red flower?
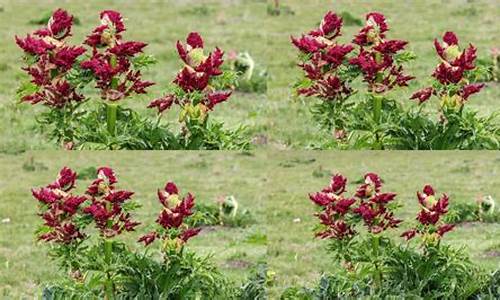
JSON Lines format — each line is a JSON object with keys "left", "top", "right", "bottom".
{"left": 415, "top": 32, "right": 483, "bottom": 108}
{"left": 291, "top": 35, "right": 326, "bottom": 54}
{"left": 32, "top": 187, "right": 62, "bottom": 204}
{"left": 180, "top": 227, "right": 202, "bottom": 242}
{"left": 35, "top": 9, "right": 73, "bottom": 40}
{"left": 186, "top": 32, "right": 204, "bottom": 48}
{"left": 323, "top": 173, "right": 348, "bottom": 195}
{"left": 311, "top": 172, "right": 400, "bottom": 239}
{"left": 150, "top": 32, "right": 231, "bottom": 114}
{"left": 371, "top": 192, "right": 397, "bottom": 204}
{"left": 206, "top": 91, "right": 232, "bottom": 109}
{"left": 172, "top": 193, "right": 195, "bottom": 216}
{"left": 97, "top": 167, "right": 117, "bottom": 184}
{"left": 410, "top": 87, "right": 434, "bottom": 104}
{"left": 81, "top": 10, "right": 154, "bottom": 102}
{"left": 316, "top": 220, "right": 356, "bottom": 240}
{"left": 373, "top": 40, "right": 408, "bottom": 54}
{"left": 402, "top": 185, "right": 455, "bottom": 243}
{"left": 292, "top": 12, "right": 355, "bottom": 102}
{"left": 83, "top": 167, "right": 140, "bottom": 238}
{"left": 350, "top": 12, "right": 413, "bottom": 93}
{"left": 309, "top": 192, "right": 334, "bottom": 207}
{"left": 460, "top": 83, "right": 485, "bottom": 100}
{"left": 401, "top": 229, "right": 417, "bottom": 241}
{"left": 61, "top": 196, "right": 87, "bottom": 215}
{"left": 148, "top": 95, "right": 176, "bottom": 113}
{"left": 32, "top": 167, "right": 87, "bottom": 244}
{"left": 100, "top": 10, "right": 125, "bottom": 33}
{"left": 437, "top": 224, "right": 455, "bottom": 237}
{"left": 141, "top": 181, "right": 200, "bottom": 248}
{"left": 104, "top": 190, "right": 134, "bottom": 203}
{"left": 157, "top": 181, "right": 179, "bottom": 207}
{"left": 333, "top": 198, "right": 356, "bottom": 215}
{"left": 138, "top": 231, "right": 159, "bottom": 246}
{"left": 353, "top": 12, "right": 388, "bottom": 46}
{"left": 309, "top": 11, "right": 343, "bottom": 38}
{"left": 109, "top": 41, "right": 147, "bottom": 56}
{"left": 15, "top": 35, "right": 55, "bottom": 55}
{"left": 47, "top": 167, "right": 77, "bottom": 191}
{"left": 323, "top": 45, "right": 354, "bottom": 67}
{"left": 15, "top": 9, "right": 85, "bottom": 108}
{"left": 174, "top": 67, "right": 210, "bottom": 92}
{"left": 52, "top": 46, "right": 86, "bottom": 71}
{"left": 355, "top": 173, "right": 382, "bottom": 198}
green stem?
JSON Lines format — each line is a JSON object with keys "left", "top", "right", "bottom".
{"left": 106, "top": 54, "right": 120, "bottom": 141}
{"left": 103, "top": 240, "right": 114, "bottom": 300}
{"left": 106, "top": 103, "right": 118, "bottom": 137}
{"left": 372, "top": 235, "right": 382, "bottom": 291}
{"left": 372, "top": 95, "right": 383, "bottom": 150}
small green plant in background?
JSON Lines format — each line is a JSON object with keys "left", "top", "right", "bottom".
{"left": 188, "top": 195, "right": 255, "bottom": 228}
{"left": 267, "top": 0, "right": 295, "bottom": 16}
{"left": 239, "top": 263, "right": 274, "bottom": 300}
{"left": 226, "top": 51, "right": 268, "bottom": 94}
{"left": 445, "top": 195, "right": 500, "bottom": 224}
{"left": 29, "top": 10, "right": 81, "bottom": 26}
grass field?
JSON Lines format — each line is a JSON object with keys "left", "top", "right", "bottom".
{"left": 0, "top": 0, "right": 498, "bottom": 152}
{"left": 1, "top": 151, "right": 500, "bottom": 297}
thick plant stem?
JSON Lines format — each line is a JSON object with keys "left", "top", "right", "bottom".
{"left": 372, "top": 235, "right": 383, "bottom": 291}
{"left": 106, "top": 54, "right": 119, "bottom": 138}
{"left": 106, "top": 103, "right": 118, "bottom": 137}
{"left": 372, "top": 95, "right": 383, "bottom": 150}
{"left": 103, "top": 240, "right": 114, "bottom": 300}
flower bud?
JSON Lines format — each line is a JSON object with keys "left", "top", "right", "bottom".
{"left": 187, "top": 48, "right": 207, "bottom": 67}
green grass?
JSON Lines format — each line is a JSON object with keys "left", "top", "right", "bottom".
{"left": 0, "top": 0, "right": 499, "bottom": 151}
{"left": 1, "top": 151, "right": 500, "bottom": 297}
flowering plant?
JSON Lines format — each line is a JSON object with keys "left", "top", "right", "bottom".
{"left": 15, "top": 9, "right": 249, "bottom": 150}
{"left": 411, "top": 32, "right": 483, "bottom": 110}
{"left": 401, "top": 185, "right": 455, "bottom": 245}
{"left": 291, "top": 11, "right": 357, "bottom": 135}
{"left": 292, "top": 11, "right": 415, "bottom": 149}
{"left": 148, "top": 32, "right": 248, "bottom": 149}
{"left": 292, "top": 11, "right": 499, "bottom": 150}
{"left": 309, "top": 172, "right": 401, "bottom": 288}
{"left": 305, "top": 173, "right": 491, "bottom": 298}
{"left": 15, "top": 9, "right": 88, "bottom": 147}
{"left": 138, "top": 181, "right": 201, "bottom": 250}
{"left": 81, "top": 10, "right": 155, "bottom": 136}
{"left": 33, "top": 167, "right": 234, "bottom": 298}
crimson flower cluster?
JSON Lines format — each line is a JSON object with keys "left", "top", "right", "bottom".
{"left": 309, "top": 172, "right": 401, "bottom": 240}
{"left": 148, "top": 32, "right": 232, "bottom": 114}
{"left": 139, "top": 182, "right": 201, "bottom": 247}
{"left": 349, "top": 12, "right": 414, "bottom": 93}
{"left": 15, "top": 9, "right": 86, "bottom": 107}
{"left": 401, "top": 185, "right": 455, "bottom": 242}
{"left": 291, "top": 11, "right": 354, "bottom": 101}
{"left": 411, "top": 32, "right": 484, "bottom": 108}
{"left": 83, "top": 167, "right": 140, "bottom": 238}
{"left": 32, "top": 167, "right": 86, "bottom": 244}
{"left": 80, "top": 10, "right": 154, "bottom": 101}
